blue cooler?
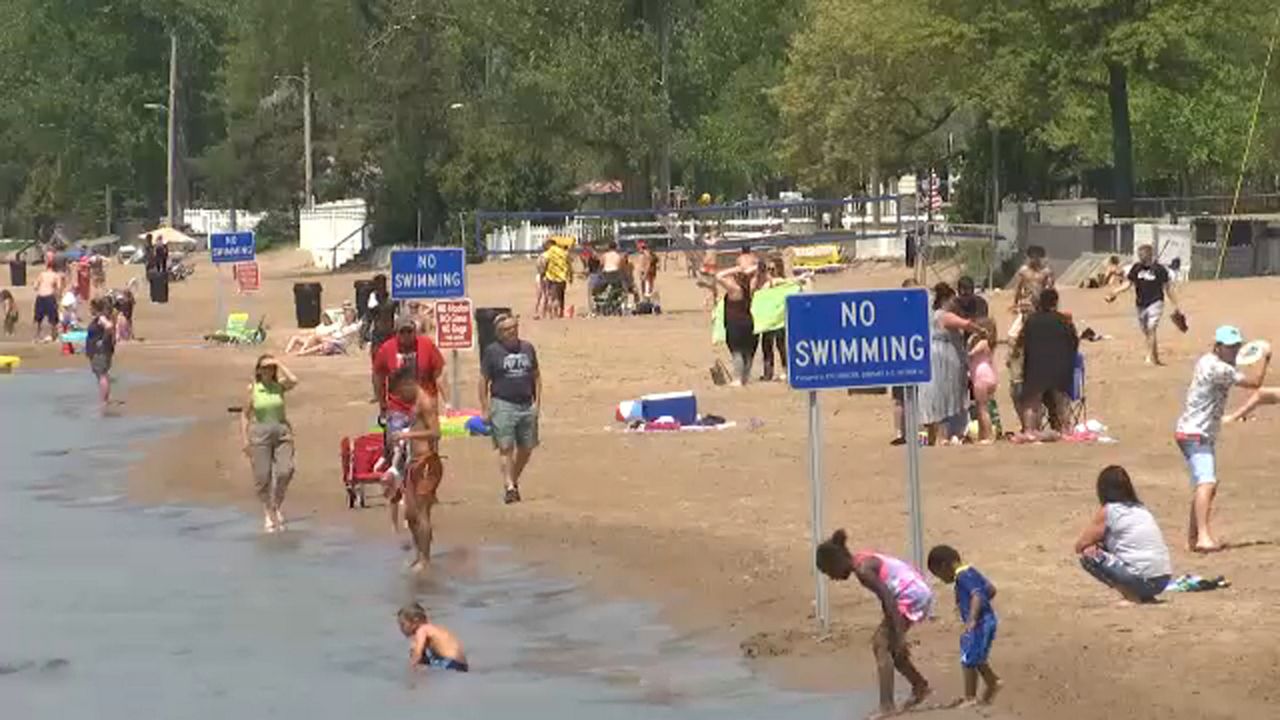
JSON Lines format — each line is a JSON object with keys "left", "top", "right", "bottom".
{"left": 640, "top": 391, "right": 698, "bottom": 425}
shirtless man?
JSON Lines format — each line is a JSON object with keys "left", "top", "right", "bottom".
{"left": 599, "top": 241, "right": 638, "bottom": 303}
{"left": 697, "top": 233, "right": 721, "bottom": 311}
{"left": 636, "top": 241, "right": 658, "bottom": 299}
{"left": 388, "top": 366, "right": 443, "bottom": 572}
{"left": 397, "top": 602, "right": 468, "bottom": 673}
{"left": 1008, "top": 245, "right": 1054, "bottom": 340}
{"left": 31, "top": 257, "right": 65, "bottom": 342}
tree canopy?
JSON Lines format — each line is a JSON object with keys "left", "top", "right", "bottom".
{"left": 1, "top": 0, "right": 1276, "bottom": 240}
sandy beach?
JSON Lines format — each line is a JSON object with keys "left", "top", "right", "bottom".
{"left": 6, "top": 249, "right": 1280, "bottom": 719}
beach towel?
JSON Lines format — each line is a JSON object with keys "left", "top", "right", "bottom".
{"left": 751, "top": 282, "right": 802, "bottom": 334}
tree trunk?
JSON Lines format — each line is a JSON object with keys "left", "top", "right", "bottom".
{"left": 1106, "top": 61, "right": 1135, "bottom": 217}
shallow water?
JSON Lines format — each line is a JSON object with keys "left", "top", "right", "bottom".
{"left": 1, "top": 372, "right": 860, "bottom": 718}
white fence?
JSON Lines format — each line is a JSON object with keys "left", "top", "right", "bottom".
{"left": 300, "top": 199, "right": 369, "bottom": 270}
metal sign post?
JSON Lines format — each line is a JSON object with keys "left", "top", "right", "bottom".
{"left": 903, "top": 386, "right": 925, "bottom": 569}
{"left": 786, "top": 288, "right": 933, "bottom": 631}
{"left": 807, "top": 390, "right": 829, "bottom": 628}
{"left": 210, "top": 231, "right": 256, "bottom": 333}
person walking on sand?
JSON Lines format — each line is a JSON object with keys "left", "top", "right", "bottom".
{"left": 479, "top": 314, "right": 541, "bottom": 505}
{"left": 1074, "top": 465, "right": 1172, "bottom": 603}
{"left": 1175, "top": 326, "right": 1265, "bottom": 552}
{"left": 542, "top": 240, "right": 572, "bottom": 318}
{"left": 240, "top": 355, "right": 298, "bottom": 533}
{"left": 1106, "top": 243, "right": 1180, "bottom": 366}
{"left": 816, "top": 530, "right": 933, "bottom": 718}
{"left": 85, "top": 297, "right": 117, "bottom": 406}
{"left": 926, "top": 545, "right": 1002, "bottom": 707}
{"left": 32, "top": 257, "right": 64, "bottom": 342}
{"left": 373, "top": 318, "right": 449, "bottom": 413}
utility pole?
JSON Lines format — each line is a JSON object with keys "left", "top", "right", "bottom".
{"left": 166, "top": 32, "right": 178, "bottom": 228}
{"left": 657, "top": 1, "right": 672, "bottom": 208}
{"left": 991, "top": 123, "right": 1000, "bottom": 289}
{"left": 303, "top": 63, "right": 314, "bottom": 209}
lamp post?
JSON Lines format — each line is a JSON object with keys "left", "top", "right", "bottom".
{"left": 274, "top": 65, "right": 314, "bottom": 209}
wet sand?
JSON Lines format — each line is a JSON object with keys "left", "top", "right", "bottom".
{"left": 6, "top": 249, "right": 1280, "bottom": 719}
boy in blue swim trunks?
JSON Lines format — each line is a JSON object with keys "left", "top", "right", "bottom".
{"left": 398, "top": 603, "right": 468, "bottom": 673}
{"left": 927, "top": 545, "right": 1002, "bottom": 707}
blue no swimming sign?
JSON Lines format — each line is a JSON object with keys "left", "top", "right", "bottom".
{"left": 210, "top": 231, "right": 256, "bottom": 264}
{"left": 786, "top": 289, "right": 932, "bottom": 390}
{"left": 390, "top": 248, "right": 467, "bottom": 300}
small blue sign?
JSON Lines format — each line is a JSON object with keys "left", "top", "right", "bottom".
{"left": 390, "top": 248, "right": 467, "bottom": 300}
{"left": 210, "top": 231, "right": 256, "bottom": 264}
{"left": 786, "top": 289, "right": 932, "bottom": 390}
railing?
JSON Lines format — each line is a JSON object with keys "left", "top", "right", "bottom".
{"left": 325, "top": 222, "right": 371, "bottom": 271}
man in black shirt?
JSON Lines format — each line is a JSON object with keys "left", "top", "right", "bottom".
{"left": 1107, "top": 244, "right": 1180, "bottom": 366}
{"left": 479, "top": 314, "right": 541, "bottom": 504}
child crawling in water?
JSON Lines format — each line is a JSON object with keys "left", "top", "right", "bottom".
{"left": 398, "top": 603, "right": 468, "bottom": 672}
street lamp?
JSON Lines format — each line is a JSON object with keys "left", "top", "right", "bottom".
{"left": 273, "top": 65, "right": 314, "bottom": 210}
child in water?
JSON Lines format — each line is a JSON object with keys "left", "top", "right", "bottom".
{"left": 927, "top": 545, "right": 1002, "bottom": 707}
{"left": 398, "top": 603, "right": 468, "bottom": 672}
{"left": 816, "top": 530, "right": 933, "bottom": 718}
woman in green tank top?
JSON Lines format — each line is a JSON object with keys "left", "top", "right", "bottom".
{"left": 240, "top": 355, "right": 299, "bottom": 532}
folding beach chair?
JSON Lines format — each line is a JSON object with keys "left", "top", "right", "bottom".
{"left": 204, "top": 313, "right": 267, "bottom": 345}
{"left": 1039, "top": 351, "right": 1086, "bottom": 431}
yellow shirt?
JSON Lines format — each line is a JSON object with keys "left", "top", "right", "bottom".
{"left": 543, "top": 246, "right": 570, "bottom": 283}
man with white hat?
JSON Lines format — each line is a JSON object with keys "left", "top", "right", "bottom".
{"left": 1174, "top": 325, "right": 1267, "bottom": 553}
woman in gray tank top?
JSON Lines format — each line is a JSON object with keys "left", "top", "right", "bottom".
{"left": 1074, "top": 465, "right": 1172, "bottom": 602}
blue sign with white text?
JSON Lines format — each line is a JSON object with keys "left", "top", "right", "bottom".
{"left": 210, "top": 231, "right": 256, "bottom": 264}
{"left": 786, "top": 289, "right": 932, "bottom": 390}
{"left": 390, "top": 248, "right": 467, "bottom": 300}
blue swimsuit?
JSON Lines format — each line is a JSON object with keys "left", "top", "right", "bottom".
{"left": 422, "top": 648, "right": 469, "bottom": 673}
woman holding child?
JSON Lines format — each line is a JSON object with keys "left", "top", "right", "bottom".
{"left": 918, "top": 283, "right": 982, "bottom": 445}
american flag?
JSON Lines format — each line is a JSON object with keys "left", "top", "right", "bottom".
{"left": 917, "top": 171, "right": 943, "bottom": 214}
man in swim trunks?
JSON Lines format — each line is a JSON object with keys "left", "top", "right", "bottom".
{"left": 32, "top": 257, "right": 64, "bottom": 342}
{"left": 1008, "top": 245, "right": 1053, "bottom": 339}
{"left": 817, "top": 529, "right": 933, "bottom": 718}
{"left": 636, "top": 240, "right": 659, "bottom": 299}
{"left": 398, "top": 602, "right": 468, "bottom": 673}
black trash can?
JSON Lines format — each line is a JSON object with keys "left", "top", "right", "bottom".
{"left": 9, "top": 259, "right": 26, "bottom": 287}
{"left": 474, "top": 306, "right": 512, "bottom": 357}
{"left": 147, "top": 269, "right": 169, "bottom": 304}
{"left": 293, "top": 282, "right": 323, "bottom": 329}
{"left": 353, "top": 279, "right": 374, "bottom": 321}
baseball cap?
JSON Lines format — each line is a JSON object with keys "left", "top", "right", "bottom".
{"left": 397, "top": 317, "right": 417, "bottom": 331}
{"left": 1214, "top": 325, "right": 1244, "bottom": 346}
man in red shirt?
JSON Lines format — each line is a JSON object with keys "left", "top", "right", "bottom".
{"left": 373, "top": 319, "right": 450, "bottom": 412}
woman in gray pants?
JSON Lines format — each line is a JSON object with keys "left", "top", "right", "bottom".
{"left": 240, "top": 355, "right": 299, "bottom": 532}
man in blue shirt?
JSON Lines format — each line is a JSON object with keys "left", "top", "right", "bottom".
{"left": 928, "top": 544, "right": 1002, "bottom": 707}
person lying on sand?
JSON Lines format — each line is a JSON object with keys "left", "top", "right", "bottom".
{"left": 817, "top": 530, "right": 932, "bottom": 718}
{"left": 398, "top": 603, "right": 468, "bottom": 673}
